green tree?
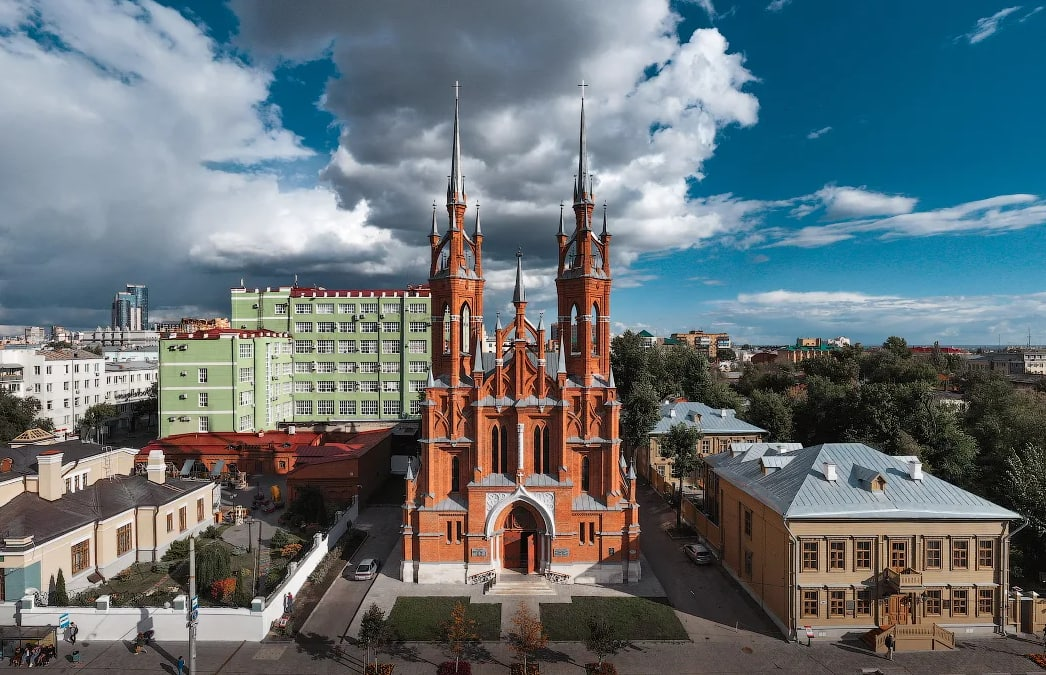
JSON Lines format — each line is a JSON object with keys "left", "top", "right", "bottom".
{"left": 507, "top": 602, "right": 548, "bottom": 673}
{"left": 196, "top": 541, "right": 232, "bottom": 589}
{"left": 658, "top": 422, "right": 703, "bottom": 528}
{"left": 716, "top": 347, "right": 737, "bottom": 362}
{"left": 610, "top": 330, "right": 647, "bottom": 403}
{"left": 0, "top": 391, "right": 53, "bottom": 444}
{"left": 78, "top": 403, "right": 120, "bottom": 438}
{"left": 620, "top": 376, "right": 660, "bottom": 460}
{"left": 439, "top": 600, "right": 479, "bottom": 672}
{"left": 881, "top": 336, "right": 911, "bottom": 359}
{"left": 288, "top": 485, "right": 329, "bottom": 527}
{"left": 358, "top": 603, "right": 394, "bottom": 671}
{"left": 54, "top": 568, "right": 69, "bottom": 605}
{"left": 584, "top": 615, "right": 626, "bottom": 667}
{"left": 742, "top": 390, "right": 794, "bottom": 442}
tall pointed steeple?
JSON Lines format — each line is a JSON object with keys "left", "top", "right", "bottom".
{"left": 558, "top": 202, "right": 566, "bottom": 235}
{"left": 473, "top": 202, "right": 482, "bottom": 237}
{"left": 513, "top": 250, "right": 526, "bottom": 304}
{"left": 601, "top": 202, "right": 608, "bottom": 237}
{"left": 574, "top": 81, "right": 589, "bottom": 205}
{"left": 430, "top": 202, "right": 439, "bottom": 236}
{"left": 447, "top": 81, "right": 464, "bottom": 207}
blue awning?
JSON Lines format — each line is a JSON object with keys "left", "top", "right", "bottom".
{"left": 210, "top": 459, "right": 225, "bottom": 477}
{"left": 179, "top": 459, "right": 194, "bottom": 476}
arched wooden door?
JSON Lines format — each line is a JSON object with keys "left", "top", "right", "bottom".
{"left": 501, "top": 503, "right": 540, "bottom": 573}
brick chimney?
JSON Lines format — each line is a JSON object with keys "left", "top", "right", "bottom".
{"left": 37, "top": 450, "right": 64, "bottom": 501}
{"left": 147, "top": 449, "right": 166, "bottom": 484}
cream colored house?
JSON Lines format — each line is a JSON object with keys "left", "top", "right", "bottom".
{"left": 0, "top": 440, "right": 218, "bottom": 602}
{"left": 637, "top": 401, "right": 766, "bottom": 497}
{"left": 696, "top": 443, "right": 1022, "bottom": 648}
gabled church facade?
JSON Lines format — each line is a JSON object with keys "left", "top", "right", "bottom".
{"left": 400, "top": 87, "right": 640, "bottom": 585}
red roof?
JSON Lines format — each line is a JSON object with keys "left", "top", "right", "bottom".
{"left": 288, "top": 286, "right": 430, "bottom": 298}
{"left": 287, "top": 429, "right": 390, "bottom": 470}
{"left": 161, "top": 328, "right": 289, "bottom": 340}
{"left": 140, "top": 430, "right": 323, "bottom": 456}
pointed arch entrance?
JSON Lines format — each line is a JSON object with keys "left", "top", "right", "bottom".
{"left": 484, "top": 490, "right": 556, "bottom": 575}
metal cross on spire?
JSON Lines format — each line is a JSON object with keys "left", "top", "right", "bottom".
{"left": 453, "top": 80, "right": 461, "bottom": 99}
{"left": 578, "top": 79, "right": 588, "bottom": 100}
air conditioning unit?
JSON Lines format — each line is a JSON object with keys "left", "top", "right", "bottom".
{"left": 178, "top": 394, "right": 188, "bottom": 400}
{"left": 179, "top": 371, "right": 188, "bottom": 376}
{"left": 179, "top": 416, "right": 191, "bottom": 422}
{"left": 178, "top": 345, "right": 188, "bottom": 351}
{"left": 271, "top": 376, "right": 279, "bottom": 381}
{"left": 167, "top": 345, "right": 176, "bottom": 351}
{"left": 168, "top": 417, "right": 176, "bottom": 422}
{"left": 252, "top": 303, "right": 259, "bottom": 309}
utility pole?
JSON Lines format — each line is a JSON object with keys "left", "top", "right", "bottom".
{"left": 255, "top": 521, "right": 262, "bottom": 596}
{"left": 188, "top": 536, "right": 198, "bottom": 674}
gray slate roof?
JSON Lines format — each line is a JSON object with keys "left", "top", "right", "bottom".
{"left": 0, "top": 440, "right": 111, "bottom": 479}
{"left": 0, "top": 475, "right": 214, "bottom": 546}
{"left": 707, "top": 442, "right": 1020, "bottom": 521}
{"left": 652, "top": 402, "right": 767, "bottom": 436}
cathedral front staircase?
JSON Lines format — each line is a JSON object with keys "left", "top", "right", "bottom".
{"left": 487, "top": 570, "right": 557, "bottom": 596}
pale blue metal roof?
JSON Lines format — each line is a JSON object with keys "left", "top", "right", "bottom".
{"left": 707, "top": 442, "right": 1021, "bottom": 521}
{"left": 651, "top": 401, "right": 767, "bottom": 436}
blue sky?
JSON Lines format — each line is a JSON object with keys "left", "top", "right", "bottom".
{"left": 0, "top": 1, "right": 1043, "bottom": 345}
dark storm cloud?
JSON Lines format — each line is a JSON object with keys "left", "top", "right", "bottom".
{"left": 0, "top": 0, "right": 759, "bottom": 332}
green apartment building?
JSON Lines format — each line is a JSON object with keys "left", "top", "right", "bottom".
{"left": 232, "top": 284, "right": 431, "bottom": 420}
{"left": 158, "top": 329, "right": 294, "bottom": 438}
{"left": 158, "top": 285, "right": 431, "bottom": 437}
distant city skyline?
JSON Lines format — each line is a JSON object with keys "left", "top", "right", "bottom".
{"left": 0, "top": 1, "right": 1044, "bottom": 345}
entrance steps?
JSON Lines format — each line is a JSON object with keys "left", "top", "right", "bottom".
{"left": 488, "top": 571, "right": 557, "bottom": 596}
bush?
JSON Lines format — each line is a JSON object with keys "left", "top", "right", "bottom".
{"left": 202, "top": 525, "right": 220, "bottom": 539}
{"left": 162, "top": 538, "right": 190, "bottom": 562}
{"left": 70, "top": 589, "right": 102, "bottom": 607}
{"left": 270, "top": 528, "right": 290, "bottom": 549}
{"left": 54, "top": 568, "right": 69, "bottom": 606}
{"left": 585, "top": 664, "right": 618, "bottom": 675}
{"left": 281, "top": 543, "right": 303, "bottom": 559}
{"left": 210, "top": 577, "right": 237, "bottom": 602}
{"left": 437, "top": 662, "right": 472, "bottom": 675}
{"left": 364, "top": 665, "right": 394, "bottom": 675}
{"left": 509, "top": 665, "right": 539, "bottom": 675}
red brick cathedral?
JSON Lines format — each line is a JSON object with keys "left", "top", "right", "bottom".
{"left": 401, "top": 87, "right": 640, "bottom": 584}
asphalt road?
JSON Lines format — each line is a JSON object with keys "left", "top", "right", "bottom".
{"left": 637, "top": 482, "right": 782, "bottom": 640}
{"left": 297, "top": 505, "right": 402, "bottom": 641}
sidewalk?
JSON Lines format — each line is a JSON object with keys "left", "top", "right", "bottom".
{"left": 32, "top": 634, "right": 1046, "bottom": 674}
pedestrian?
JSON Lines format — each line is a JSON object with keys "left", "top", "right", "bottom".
{"left": 885, "top": 633, "right": 895, "bottom": 660}
{"left": 1042, "top": 625, "right": 1046, "bottom": 652}
{"left": 70, "top": 621, "right": 79, "bottom": 645}
{"left": 177, "top": 655, "right": 185, "bottom": 675}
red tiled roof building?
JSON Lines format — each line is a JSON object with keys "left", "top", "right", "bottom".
{"left": 401, "top": 87, "right": 640, "bottom": 584}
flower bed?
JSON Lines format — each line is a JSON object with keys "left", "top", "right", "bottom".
{"left": 437, "top": 661, "right": 472, "bottom": 675}
{"left": 1026, "top": 653, "right": 1046, "bottom": 669}
{"left": 585, "top": 663, "right": 618, "bottom": 675}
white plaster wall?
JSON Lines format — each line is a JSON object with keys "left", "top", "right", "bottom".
{"left": 0, "top": 602, "right": 17, "bottom": 624}
{"left": 19, "top": 604, "right": 266, "bottom": 642}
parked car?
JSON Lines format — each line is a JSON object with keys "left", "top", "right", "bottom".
{"left": 352, "top": 558, "right": 381, "bottom": 580}
{"left": 682, "top": 543, "right": 715, "bottom": 565}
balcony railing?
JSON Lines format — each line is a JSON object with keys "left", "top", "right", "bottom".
{"left": 884, "top": 567, "right": 924, "bottom": 591}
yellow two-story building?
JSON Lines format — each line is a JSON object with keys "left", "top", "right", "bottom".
{"left": 0, "top": 439, "right": 218, "bottom": 602}
{"left": 698, "top": 442, "right": 1022, "bottom": 645}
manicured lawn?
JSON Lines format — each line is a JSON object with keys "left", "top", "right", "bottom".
{"left": 387, "top": 597, "right": 502, "bottom": 641}
{"left": 540, "top": 597, "right": 687, "bottom": 641}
